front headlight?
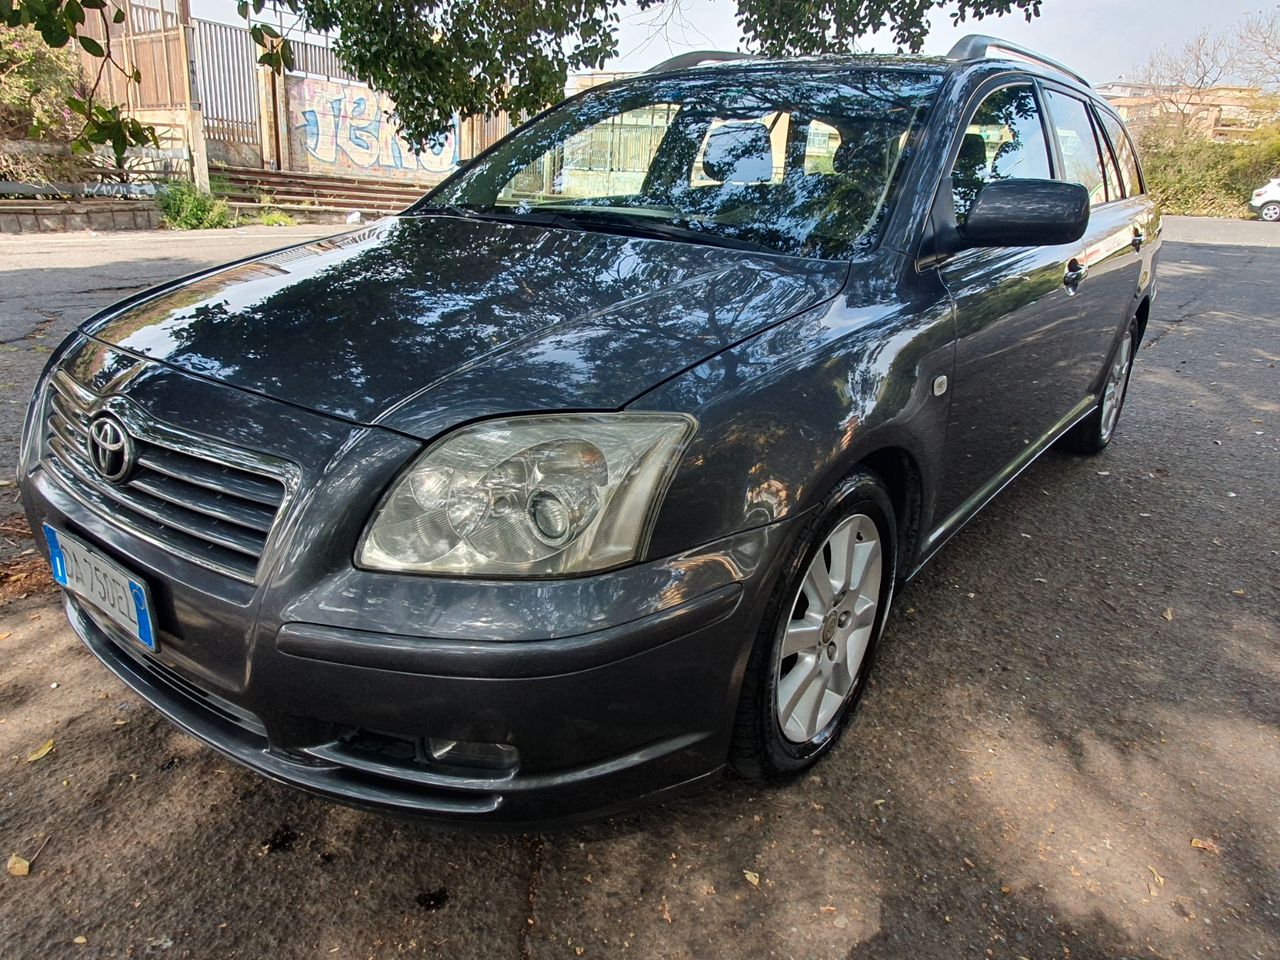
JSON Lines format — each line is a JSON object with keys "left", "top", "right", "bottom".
{"left": 357, "top": 413, "right": 696, "bottom": 576}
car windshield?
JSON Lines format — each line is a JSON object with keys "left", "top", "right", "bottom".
{"left": 414, "top": 65, "right": 943, "bottom": 259}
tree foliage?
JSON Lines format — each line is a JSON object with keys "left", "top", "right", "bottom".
{"left": 1140, "top": 124, "right": 1280, "bottom": 217}
{"left": 7, "top": 0, "right": 1041, "bottom": 165}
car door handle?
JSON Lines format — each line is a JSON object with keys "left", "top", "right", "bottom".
{"left": 1131, "top": 229, "right": 1145, "bottom": 252}
{"left": 1063, "top": 259, "right": 1088, "bottom": 294}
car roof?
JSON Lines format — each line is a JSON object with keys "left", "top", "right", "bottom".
{"left": 644, "top": 39, "right": 1103, "bottom": 104}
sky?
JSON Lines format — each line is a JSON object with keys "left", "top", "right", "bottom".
{"left": 188, "top": 0, "right": 1264, "bottom": 87}
{"left": 607, "top": 0, "right": 1265, "bottom": 83}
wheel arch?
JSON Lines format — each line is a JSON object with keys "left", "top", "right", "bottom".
{"left": 852, "top": 444, "right": 926, "bottom": 582}
{"left": 1134, "top": 294, "right": 1151, "bottom": 345}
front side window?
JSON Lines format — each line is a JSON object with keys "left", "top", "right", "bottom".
{"left": 1044, "top": 90, "right": 1108, "bottom": 207}
{"left": 951, "top": 84, "right": 1052, "bottom": 224}
{"left": 419, "top": 68, "right": 943, "bottom": 259}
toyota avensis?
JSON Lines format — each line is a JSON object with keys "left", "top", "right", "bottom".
{"left": 20, "top": 36, "right": 1159, "bottom": 825}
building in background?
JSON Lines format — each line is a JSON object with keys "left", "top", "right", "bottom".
{"left": 76, "top": 0, "right": 512, "bottom": 212}
{"left": 1097, "top": 81, "right": 1279, "bottom": 140}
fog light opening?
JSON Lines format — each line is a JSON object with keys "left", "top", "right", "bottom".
{"left": 427, "top": 738, "right": 519, "bottom": 771}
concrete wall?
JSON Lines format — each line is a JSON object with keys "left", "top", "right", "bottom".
{"left": 285, "top": 76, "right": 459, "bottom": 181}
{"left": 206, "top": 138, "right": 264, "bottom": 169}
{"left": 0, "top": 200, "right": 163, "bottom": 234}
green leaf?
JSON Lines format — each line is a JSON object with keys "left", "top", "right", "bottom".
{"left": 65, "top": 96, "right": 91, "bottom": 119}
{"left": 236, "top": 1, "right": 248, "bottom": 19}
{"left": 78, "top": 35, "right": 105, "bottom": 57}
{"left": 38, "top": 18, "right": 71, "bottom": 47}
{"left": 81, "top": 0, "right": 108, "bottom": 8}
{"left": 113, "top": 8, "right": 125, "bottom": 23}
{"left": 64, "top": 0, "right": 85, "bottom": 26}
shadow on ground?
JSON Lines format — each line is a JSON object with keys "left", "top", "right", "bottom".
{"left": 0, "top": 234, "right": 1275, "bottom": 959}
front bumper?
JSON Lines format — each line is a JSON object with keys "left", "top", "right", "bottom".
{"left": 61, "top": 579, "right": 754, "bottom": 826}
{"left": 25, "top": 448, "right": 792, "bottom": 827}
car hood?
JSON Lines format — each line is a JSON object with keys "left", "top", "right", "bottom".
{"left": 83, "top": 216, "right": 847, "bottom": 437}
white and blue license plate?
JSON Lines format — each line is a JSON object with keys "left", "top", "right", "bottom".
{"left": 43, "top": 524, "right": 157, "bottom": 651}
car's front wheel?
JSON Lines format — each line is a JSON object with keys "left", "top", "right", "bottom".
{"left": 730, "top": 469, "right": 896, "bottom": 780}
{"left": 1260, "top": 201, "right": 1280, "bottom": 222}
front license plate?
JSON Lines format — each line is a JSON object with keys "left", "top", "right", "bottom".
{"left": 43, "top": 524, "right": 157, "bottom": 651}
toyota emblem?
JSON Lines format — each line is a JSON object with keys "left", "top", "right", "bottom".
{"left": 87, "top": 414, "right": 135, "bottom": 483}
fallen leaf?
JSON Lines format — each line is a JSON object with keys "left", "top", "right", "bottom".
{"left": 1190, "top": 837, "right": 1221, "bottom": 854}
{"left": 25, "top": 739, "right": 54, "bottom": 762}
{"left": 1161, "top": 608, "right": 1174, "bottom": 622}
{"left": 1148, "top": 866, "right": 1165, "bottom": 886}
{"left": 0, "top": 632, "right": 11, "bottom": 641}
{"left": 73, "top": 936, "right": 87, "bottom": 945}
{"left": 1231, "top": 589, "right": 1247, "bottom": 597}
{"left": 820, "top": 905, "right": 837, "bottom": 913}
{"left": 743, "top": 870, "right": 760, "bottom": 887}
{"left": 7, "top": 854, "right": 30, "bottom": 877}
{"left": 660, "top": 899, "right": 672, "bottom": 923}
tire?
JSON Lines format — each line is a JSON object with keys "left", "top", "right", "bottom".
{"left": 1058, "top": 321, "right": 1137, "bottom": 455}
{"left": 1260, "top": 202, "right": 1280, "bottom": 223}
{"left": 729, "top": 469, "right": 897, "bottom": 780}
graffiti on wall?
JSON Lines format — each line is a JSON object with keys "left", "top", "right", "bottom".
{"left": 288, "top": 77, "right": 458, "bottom": 180}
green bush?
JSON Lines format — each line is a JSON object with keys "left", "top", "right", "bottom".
{"left": 1141, "top": 125, "right": 1280, "bottom": 218}
{"left": 254, "top": 208, "right": 296, "bottom": 226}
{"left": 157, "top": 180, "right": 235, "bottom": 229}
{"left": 0, "top": 25, "right": 85, "bottom": 184}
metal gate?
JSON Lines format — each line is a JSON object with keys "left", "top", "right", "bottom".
{"left": 192, "top": 19, "right": 260, "bottom": 148}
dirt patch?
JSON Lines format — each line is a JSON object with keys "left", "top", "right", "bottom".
{"left": 0, "top": 551, "right": 55, "bottom": 604}
{"left": 0, "top": 513, "right": 55, "bottom": 604}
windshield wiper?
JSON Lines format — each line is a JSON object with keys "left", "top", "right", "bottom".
{"left": 418, "top": 204, "right": 777, "bottom": 255}
{"left": 418, "top": 204, "right": 586, "bottom": 232}
{"left": 531, "top": 209, "right": 778, "bottom": 254}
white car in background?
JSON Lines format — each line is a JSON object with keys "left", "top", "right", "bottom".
{"left": 1250, "top": 179, "right": 1280, "bottom": 221}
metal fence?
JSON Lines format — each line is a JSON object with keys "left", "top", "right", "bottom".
{"left": 289, "top": 39, "right": 359, "bottom": 83}
{"left": 192, "top": 20, "right": 260, "bottom": 145}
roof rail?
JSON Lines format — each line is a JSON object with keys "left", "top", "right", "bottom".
{"left": 646, "top": 50, "right": 752, "bottom": 74}
{"left": 947, "top": 34, "right": 1091, "bottom": 88}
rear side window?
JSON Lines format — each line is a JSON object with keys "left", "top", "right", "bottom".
{"left": 1096, "top": 110, "right": 1144, "bottom": 196}
{"left": 951, "top": 84, "right": 1053, "bottom": 224}
{"left": 1094, "top": 111, "right": 1124, "bottom": 202}
{"left": 1044, "top": 90, "right": 1107, "bottom": 206}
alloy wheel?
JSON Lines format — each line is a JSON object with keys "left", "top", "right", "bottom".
{"left": 1262, "top": 203, "right": 1280, "bottom": 222}
{"left": 774, "top": 513, "right": 882, "bottom": 744}
{"left": 1099, "top": 332, "right": 1133, "bottom": 442}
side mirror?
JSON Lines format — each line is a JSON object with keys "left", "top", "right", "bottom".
{"left": 960, "top": 179, "right": 1090, "bottom": 248}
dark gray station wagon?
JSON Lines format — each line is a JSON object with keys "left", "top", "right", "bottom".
{"left": 20, "top": 36, "right": 1159, "bottom": 825}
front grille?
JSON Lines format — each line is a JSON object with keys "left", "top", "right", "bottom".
{"left": 40, "top": 371, "right": 292, "bottom": 583}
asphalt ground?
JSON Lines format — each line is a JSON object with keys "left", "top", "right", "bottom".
{"left": 0, "top": 217, "right": 1276, "bottom": 959}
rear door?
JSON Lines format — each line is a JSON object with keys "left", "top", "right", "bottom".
{"left": 932, "top": 80, "right": 1091, "bottom": 525}
{"left": 1041, "top": 87, "right": 1147, "bottom": 392}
